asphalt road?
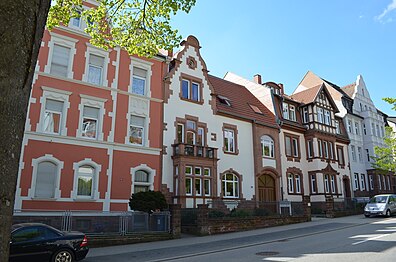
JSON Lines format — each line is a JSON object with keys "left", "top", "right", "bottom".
{"left": 85, "top": 215, "right": 396, "bottom": 262}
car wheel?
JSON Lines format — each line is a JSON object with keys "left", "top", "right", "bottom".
{"left": 52, "top": 249, "right": 74, "bottom": 262}
{"left": 386, "top": 209, "right": 391, "bottom": 217}
{"left": 364, "top": 214, "right": 370, "bottom": 218}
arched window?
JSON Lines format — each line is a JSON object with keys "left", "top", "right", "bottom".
{"left": 134, "top": 170, "right": 150, "bottom": 193}
{"left": 261, "top": 135, "right": 274, "bottom": 158}
{"left": 77, "top": 165, "right": 95, "bottom": 198}
{"left": 35, "top": 161, "right": 57, "bottom": 198}
{"left": 222, "top": 173, "right": 239, "bottom": 198}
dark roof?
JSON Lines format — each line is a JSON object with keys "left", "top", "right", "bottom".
{"left": 388, "top": 116, "right": 396, "bottom": 123}
{"left": 208, "top": 75, "right": 278, "bottom": 128}
{"left": 321, "top": 78, "right": 353, "bottom": 100}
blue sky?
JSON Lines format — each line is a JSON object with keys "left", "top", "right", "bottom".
{"left": 171, "top": 0, "right": 396, "bottom": 116}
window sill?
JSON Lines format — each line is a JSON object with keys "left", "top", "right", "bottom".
{"left": 31, "top": 197, "right": 57, "bottom": 201}
{"left": 74, "top": 198, "right": 97, "bottom": 202}
{"left": 180, "top": 97, "right": 203, "bottom": 105}
{"left": 224, "top": 151, "right": 239, "bottom": 156}
{"left": 262, "top": 156, "right": 275, "bottom": 160}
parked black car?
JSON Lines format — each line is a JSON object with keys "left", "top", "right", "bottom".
{"left": 9, "top": 223, "right": 89, "bottom": 262}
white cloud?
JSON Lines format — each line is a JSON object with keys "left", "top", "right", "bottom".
{"left": 375, "top": 0, "right": 396, "bottom": 23}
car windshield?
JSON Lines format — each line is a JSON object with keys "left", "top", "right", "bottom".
{"left": 369, "top": 196, "right": 388, "bottom": 203}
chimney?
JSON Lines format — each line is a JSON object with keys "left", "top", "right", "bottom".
{"left": 253, "top": 74, "right": 262, "bottom": 84}
{"left": 278, "top": 83, "right": 284, "bottom": 95}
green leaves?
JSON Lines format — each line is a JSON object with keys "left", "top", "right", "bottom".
{"left": 372, "top": 126, "right": 396, "bottom": 174}
{"left": 47, "top": 0, "right": 196, "bottom": 57}
{"left": 371, "top": 97, "right": 396, "bottom": 174}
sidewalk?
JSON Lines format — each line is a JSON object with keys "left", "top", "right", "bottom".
{"left": 87, "top": 215, "right": 369, "bottom": 258}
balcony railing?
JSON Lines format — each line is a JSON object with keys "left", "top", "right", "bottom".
{"left": 172, "top": 143, "right": 217, "bottom": 159}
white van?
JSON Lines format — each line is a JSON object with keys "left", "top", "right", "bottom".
{"left": 364, "top": 194, "right": 396, "bottom": 217}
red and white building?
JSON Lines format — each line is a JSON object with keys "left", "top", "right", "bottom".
{"left": 15, "top": 1, "right": 166, "bottom": 212}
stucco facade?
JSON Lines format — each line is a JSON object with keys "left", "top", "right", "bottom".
{"left": 15, "top": 3, "right": 166, "bottom": 212}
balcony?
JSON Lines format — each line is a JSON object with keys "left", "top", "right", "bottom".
{"left": 172, "top": 143, "right": 218, "bottom": 159}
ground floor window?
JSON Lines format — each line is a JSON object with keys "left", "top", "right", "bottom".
{"left": 287, "top": 173, "right": 301, "bottom": 194}
{"left": 184, "top": 166, "right": 212, "bottom": 197}
{"left": 222, "top": 173, "right": 239, "bottom": 198}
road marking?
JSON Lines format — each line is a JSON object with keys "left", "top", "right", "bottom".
{"left": 352, "top": 234, "right": 389, "bottom": 245}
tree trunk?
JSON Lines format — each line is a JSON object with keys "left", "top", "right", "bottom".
{"left": 0, "top": 0, "right": 50, "bottom": 260}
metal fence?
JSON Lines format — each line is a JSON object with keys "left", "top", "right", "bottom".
{"left": 13, "top": 210, "right": 170, "bottom": 235}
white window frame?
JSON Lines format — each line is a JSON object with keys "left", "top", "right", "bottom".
{"left": 347, "top": 120, "right": 352, "bottom": 133}
{"left": 195, "top": 178, "right": 202, "bottom": 196}
{"left": 82, "top": 45, "right": 109, "bottom": 86}
{"left": 310, "top": 175, "right": 317, "bottom": 193}
{"left": 130, "top": 164, "right": 155, "bottom": 194}
{"left": 191, "top": 82, "right": 200, "bottom": 102}
{"left": 335, "top": 120, "right": 340, "bottom": 134}
{"left": 129, "top": 114, "right": 146, "bottom": 146}
{"left": 295, "top": 175, "right": 301, "bottom": 193}
{"left": 126, "top": 96, "right": 150, "bottom": 146}
{"left": 222, "top": 173, "right": 239, "bottom": 198}
{"left": 354, "top": 173, "right": 359, "bottom": 190}
{"left": 324, "top": 110, "right": 331, "bottom": 125}
{"left": 72, "top": 159, "right": 101, "bottom": 200}
{"left": 303, "top": 107, "right": 309, "bottom": 123}
{"left": 330, "top": 176, "right": 336, "bottom": 193}
{"left": 77, "top": 95, "right": 106, "bottom": 141}
{"left": 360, "top": 174, "right": 365, "bottom": 191}
{"left": 28, "top": 155, "right": 63, "bottom": 199}
{"left": 317, "top": 108, "right": 324, "bottom": 123}
{"left": 224, "top": 128, "right": 235, "bottom": 153}
{"left": 185, "top": 177, "right": 193, "bottom": 196}
{"left": 288, "top": 174, "right": 294, "bottom": 193}
{"left": 38, "top": 87, "right": 72, "bottom": 136}
{"left": 324, "top": 175, "right": 330, "bottom": 193}
{"left": 204, "top": 178, "right": 211, "bottom": 196}
{"left": 283, "top": 103, "right": 289, "bottom": 120}
{"left": 354, "top": 122, "right": 360, "bottom": 135}
{"left": 44, "top": 32, "right": 78, "bottom": 79}
{"left": 129, "top": 57, "right": 153, "bottom": 97}
{"left": 289, "top": 105, "right": 296, "bottom": 121}
{"left": 261, "top": 135, "right": 274, "bottom": 158}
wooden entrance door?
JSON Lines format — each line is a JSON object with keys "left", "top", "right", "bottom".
{"left": 258, "top": 174, "right": 276, "bottom": 202}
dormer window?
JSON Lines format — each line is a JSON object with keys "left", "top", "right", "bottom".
{"left": 289, "top": 105, "right": 296, "bottom": 121}
{"left": 249, "top": 104, "right": 262, "bottom": 114}
{"left": 283, "top": 102, "right": 296, "bottom": 121}
{"left": 282, "top": 103, "right": 289, "bottom": 119}
{"left": 218, "top": 95, "right": 231, "bottom": 106}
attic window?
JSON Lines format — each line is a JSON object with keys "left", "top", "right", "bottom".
{"left": 249, "top": 104, "right": 263, "bottom": 114}
{"left": 218, "top": 95, "right": 231, "bottom": 106}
